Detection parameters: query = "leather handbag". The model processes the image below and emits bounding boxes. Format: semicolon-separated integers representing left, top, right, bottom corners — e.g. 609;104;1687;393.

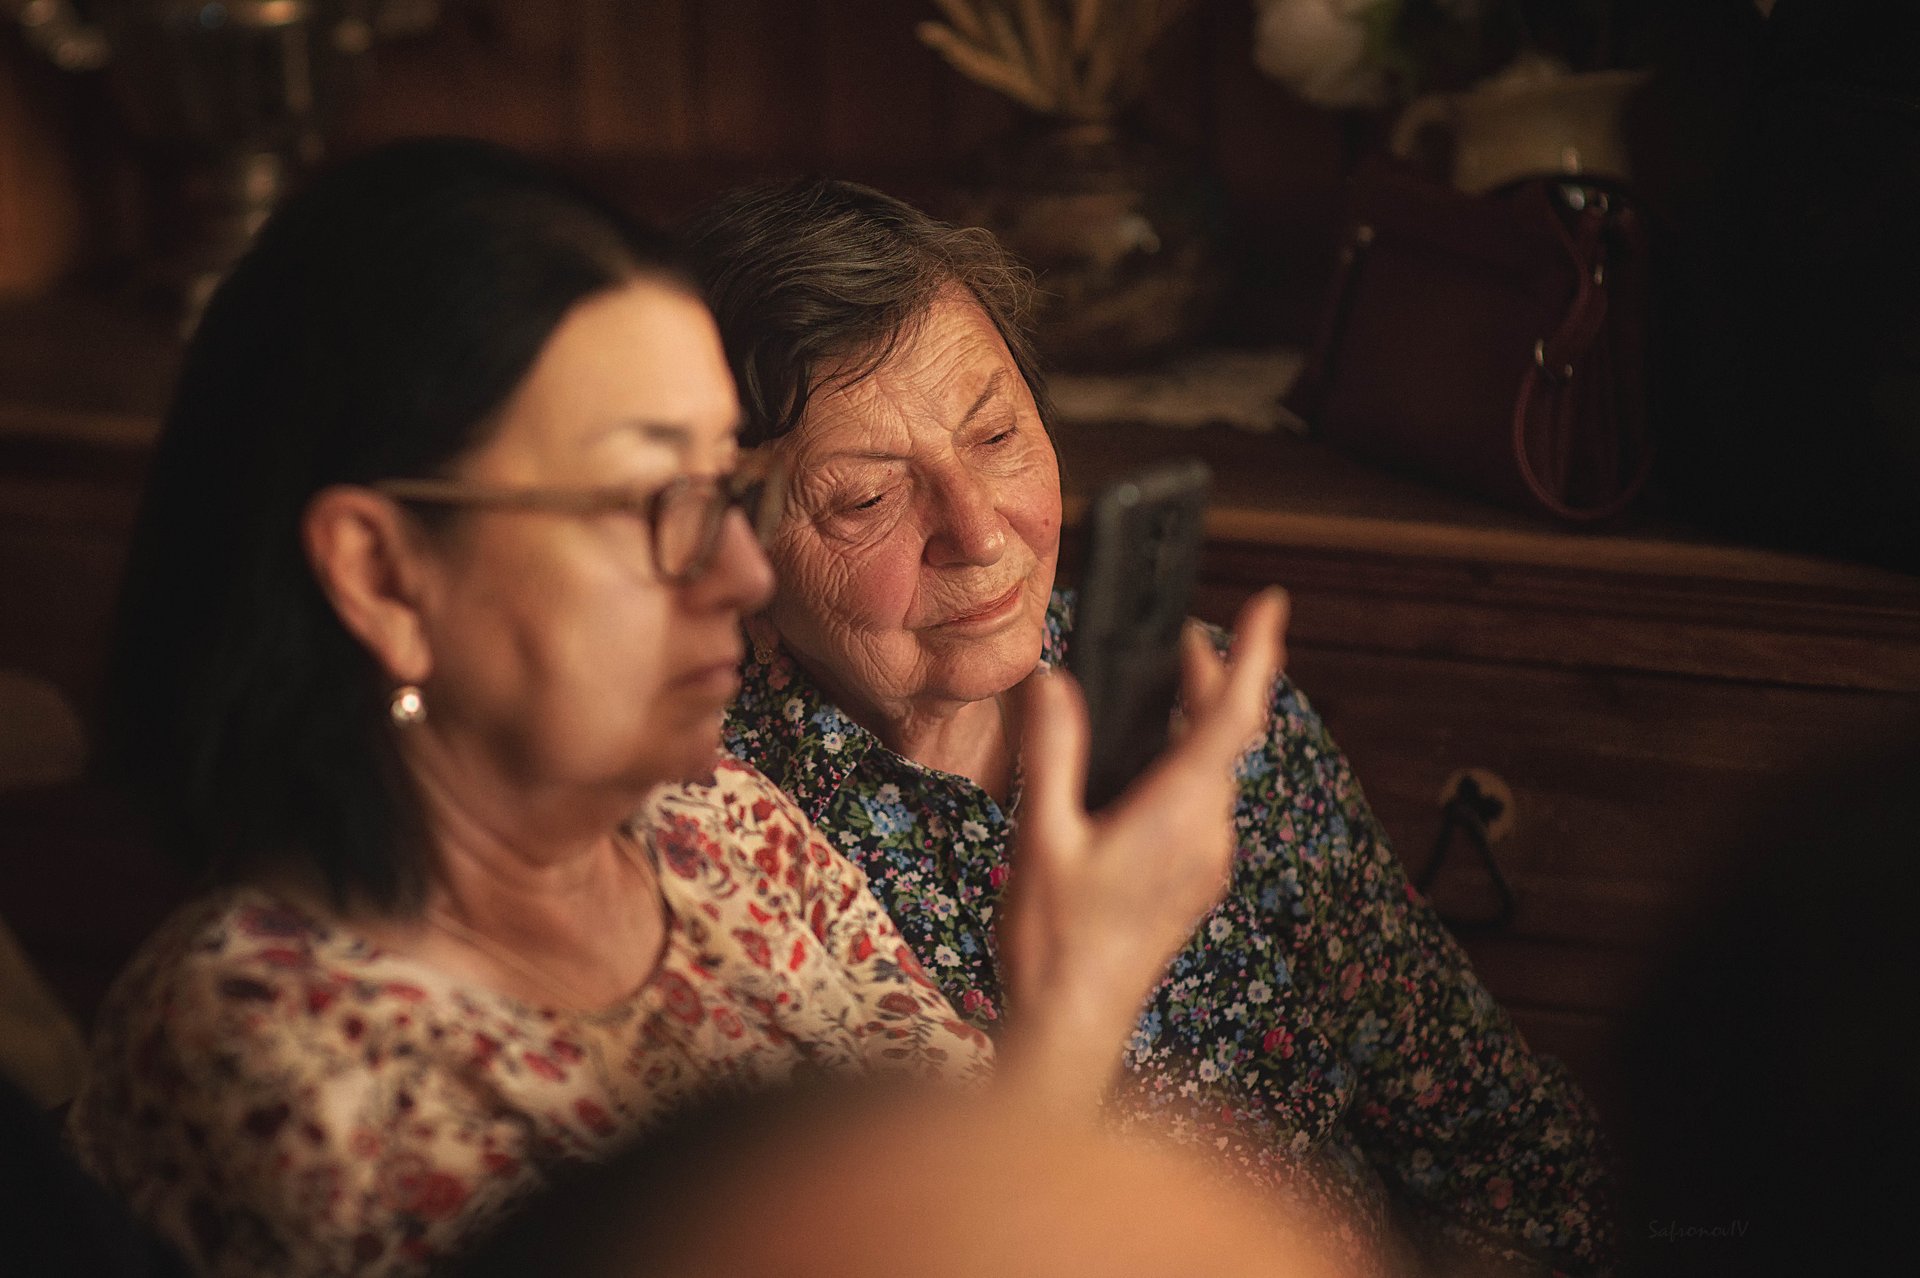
1287;159;1653;523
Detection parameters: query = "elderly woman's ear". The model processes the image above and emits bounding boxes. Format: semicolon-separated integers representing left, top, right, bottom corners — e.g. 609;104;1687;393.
301;485;439;686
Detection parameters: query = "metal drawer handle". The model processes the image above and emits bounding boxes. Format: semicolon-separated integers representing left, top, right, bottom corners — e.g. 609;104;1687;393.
1416;769;1519;932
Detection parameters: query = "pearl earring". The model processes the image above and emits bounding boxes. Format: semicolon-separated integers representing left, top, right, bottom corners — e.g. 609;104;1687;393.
389;685;426;726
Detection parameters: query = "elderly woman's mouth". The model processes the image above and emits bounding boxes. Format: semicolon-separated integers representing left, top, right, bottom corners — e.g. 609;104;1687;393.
935;582;1027;630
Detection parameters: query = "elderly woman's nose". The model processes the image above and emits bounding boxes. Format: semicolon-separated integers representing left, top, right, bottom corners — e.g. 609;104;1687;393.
925;473;1008;567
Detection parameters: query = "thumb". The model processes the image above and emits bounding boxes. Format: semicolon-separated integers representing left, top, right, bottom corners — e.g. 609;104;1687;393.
1015;668;1092;851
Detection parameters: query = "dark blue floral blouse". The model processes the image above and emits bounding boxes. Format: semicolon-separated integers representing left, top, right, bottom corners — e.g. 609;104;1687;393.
725;590;1615;1274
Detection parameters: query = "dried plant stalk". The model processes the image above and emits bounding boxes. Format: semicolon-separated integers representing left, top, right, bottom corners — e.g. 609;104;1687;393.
981;4;1034;76
930;0;987;44
917;0;1196;123
917;21;1055;114
1016;0;1064;107
1070;0;1104;56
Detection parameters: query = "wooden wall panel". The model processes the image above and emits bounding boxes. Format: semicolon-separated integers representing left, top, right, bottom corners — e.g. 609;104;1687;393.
0;0;1352;333
0;35;85;296
685;0;819;158
351;0;594;150
578;0;698;153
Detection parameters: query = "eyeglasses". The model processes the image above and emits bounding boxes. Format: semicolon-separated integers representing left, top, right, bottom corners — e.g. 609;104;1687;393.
375;450;785;584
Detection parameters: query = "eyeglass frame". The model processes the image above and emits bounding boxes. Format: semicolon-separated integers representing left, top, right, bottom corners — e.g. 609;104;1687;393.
373;450;786;585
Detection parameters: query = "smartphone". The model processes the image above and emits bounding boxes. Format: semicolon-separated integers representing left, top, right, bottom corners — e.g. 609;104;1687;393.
1067;459;1211;810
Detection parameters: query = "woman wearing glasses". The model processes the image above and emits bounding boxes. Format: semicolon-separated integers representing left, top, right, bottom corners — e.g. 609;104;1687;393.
65;140;1286;1277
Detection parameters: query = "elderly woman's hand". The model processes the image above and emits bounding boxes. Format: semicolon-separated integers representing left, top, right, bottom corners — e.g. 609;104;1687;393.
997;588;1288;1111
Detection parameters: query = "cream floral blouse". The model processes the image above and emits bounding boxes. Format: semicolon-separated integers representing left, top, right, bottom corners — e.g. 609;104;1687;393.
68;755;992;1277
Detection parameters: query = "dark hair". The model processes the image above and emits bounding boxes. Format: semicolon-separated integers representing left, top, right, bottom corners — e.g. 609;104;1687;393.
105;137;687;911
681;177;1053;446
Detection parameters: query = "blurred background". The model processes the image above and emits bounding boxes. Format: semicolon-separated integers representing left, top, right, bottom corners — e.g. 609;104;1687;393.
2;6;1917;1269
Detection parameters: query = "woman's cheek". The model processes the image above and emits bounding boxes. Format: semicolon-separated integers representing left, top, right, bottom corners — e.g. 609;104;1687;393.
819;542;921;636
1012;477;1063;557
772;528;901;633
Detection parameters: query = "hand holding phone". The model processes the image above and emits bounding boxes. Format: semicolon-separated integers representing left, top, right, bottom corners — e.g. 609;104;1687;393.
1067;459;1211;810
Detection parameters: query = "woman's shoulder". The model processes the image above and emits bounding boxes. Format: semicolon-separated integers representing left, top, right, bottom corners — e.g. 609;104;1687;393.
641;753;858;937
72;892;361;1177
96;889;326;1012
643;754;823;868
84;888;456;1083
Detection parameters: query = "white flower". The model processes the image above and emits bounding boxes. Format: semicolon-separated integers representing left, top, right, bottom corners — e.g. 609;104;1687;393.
1247;979;1273;1005
782;697;805;722
1196;1059;1220;1082
933;944;960;967
960;819;988;842
876;783;901;805
1252;0;1391;109
822;731;843;754
1207;915;1232;943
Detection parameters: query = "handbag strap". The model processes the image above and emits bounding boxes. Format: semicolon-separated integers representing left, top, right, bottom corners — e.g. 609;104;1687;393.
1511;191;1654;522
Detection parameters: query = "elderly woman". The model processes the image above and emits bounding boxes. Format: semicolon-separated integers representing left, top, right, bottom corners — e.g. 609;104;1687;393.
687;179;1618;1274
67;141;1286;1277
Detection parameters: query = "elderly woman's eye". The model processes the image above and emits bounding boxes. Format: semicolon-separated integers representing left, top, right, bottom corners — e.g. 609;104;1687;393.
847;492;888;512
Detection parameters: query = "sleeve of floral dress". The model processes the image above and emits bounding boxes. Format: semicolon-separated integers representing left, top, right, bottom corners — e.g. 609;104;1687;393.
752;765;996;1084
69;925;533;1278
1274;683;1618;1274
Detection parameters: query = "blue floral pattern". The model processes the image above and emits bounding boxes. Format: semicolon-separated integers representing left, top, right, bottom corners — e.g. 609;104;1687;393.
725;590;1616;1273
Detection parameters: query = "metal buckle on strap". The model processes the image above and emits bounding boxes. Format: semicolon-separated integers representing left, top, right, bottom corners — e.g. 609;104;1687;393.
1534;339;1575;380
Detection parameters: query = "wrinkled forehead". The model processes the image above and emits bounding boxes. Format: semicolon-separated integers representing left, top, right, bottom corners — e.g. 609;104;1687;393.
787;289;1026;458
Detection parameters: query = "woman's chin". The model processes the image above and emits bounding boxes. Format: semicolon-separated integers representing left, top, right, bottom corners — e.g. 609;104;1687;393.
625;716;729;790
928;626;1047;703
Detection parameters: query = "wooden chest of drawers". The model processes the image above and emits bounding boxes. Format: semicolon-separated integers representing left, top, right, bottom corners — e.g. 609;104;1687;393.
1056;418;1920;1131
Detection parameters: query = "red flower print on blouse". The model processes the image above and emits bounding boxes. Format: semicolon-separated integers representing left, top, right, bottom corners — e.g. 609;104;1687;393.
381;1154;470;1222
409;1172;468;1221
521;1052;564;1082
573;1098;617;1137
877;992;921;1018
959;989;998;1022
895;945;939;991
732;928;772;969
656;971;705;1024
653;816;707;881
